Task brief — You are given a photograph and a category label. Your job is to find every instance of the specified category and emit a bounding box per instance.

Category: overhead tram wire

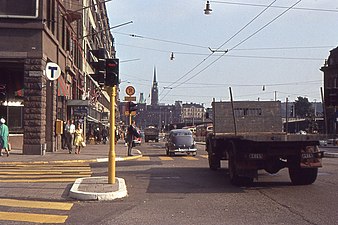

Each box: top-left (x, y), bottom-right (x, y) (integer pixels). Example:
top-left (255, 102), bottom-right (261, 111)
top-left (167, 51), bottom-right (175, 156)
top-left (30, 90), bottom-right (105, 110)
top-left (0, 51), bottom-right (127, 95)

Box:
top-left (159, 0), bottom-right (280, 103)
top-left (116, 42), bottom-right (330, 60)
top-left (211, 1), bottom-right (338, 13)
top-left (169, 0), bottom-right (302, 91)
top-left (164, 0), bottom-right (280, 93)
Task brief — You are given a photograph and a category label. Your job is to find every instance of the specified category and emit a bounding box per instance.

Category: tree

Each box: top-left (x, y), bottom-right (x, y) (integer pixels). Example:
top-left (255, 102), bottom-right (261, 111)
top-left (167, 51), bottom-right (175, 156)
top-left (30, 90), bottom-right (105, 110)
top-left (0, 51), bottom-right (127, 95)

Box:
top-left (294, 96), bottom-right (313, 118)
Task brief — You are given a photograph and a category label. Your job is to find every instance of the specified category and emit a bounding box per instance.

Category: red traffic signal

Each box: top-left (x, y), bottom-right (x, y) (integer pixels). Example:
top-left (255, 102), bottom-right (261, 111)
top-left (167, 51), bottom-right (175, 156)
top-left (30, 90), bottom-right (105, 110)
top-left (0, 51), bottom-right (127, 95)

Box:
top-left (105, 58), bottom-right (119, 86)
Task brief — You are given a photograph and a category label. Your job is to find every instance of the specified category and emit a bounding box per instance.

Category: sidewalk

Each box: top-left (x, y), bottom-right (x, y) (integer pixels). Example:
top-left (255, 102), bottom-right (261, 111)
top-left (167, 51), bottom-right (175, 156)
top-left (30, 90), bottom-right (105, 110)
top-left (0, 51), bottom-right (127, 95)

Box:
top-left (0, 141), bottom-right (141, 164)
top-left (0, 141), bottom-right (142, 201)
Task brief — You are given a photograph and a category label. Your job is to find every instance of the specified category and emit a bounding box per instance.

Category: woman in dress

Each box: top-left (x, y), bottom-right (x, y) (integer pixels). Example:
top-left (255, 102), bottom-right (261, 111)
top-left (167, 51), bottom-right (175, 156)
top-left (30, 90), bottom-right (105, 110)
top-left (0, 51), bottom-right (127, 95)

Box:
top-left (74, 123), bottom-right (84, 154)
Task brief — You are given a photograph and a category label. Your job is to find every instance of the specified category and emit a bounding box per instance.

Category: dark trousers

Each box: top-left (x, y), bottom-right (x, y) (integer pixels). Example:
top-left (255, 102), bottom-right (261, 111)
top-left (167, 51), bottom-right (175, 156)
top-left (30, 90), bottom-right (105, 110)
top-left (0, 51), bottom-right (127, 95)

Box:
top-left (65, 133), bottom-right (73, 151)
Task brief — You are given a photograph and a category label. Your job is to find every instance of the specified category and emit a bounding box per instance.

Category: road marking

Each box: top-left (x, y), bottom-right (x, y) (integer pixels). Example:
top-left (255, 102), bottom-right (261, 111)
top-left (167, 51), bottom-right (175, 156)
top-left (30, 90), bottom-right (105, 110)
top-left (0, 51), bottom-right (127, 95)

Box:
top-left (182, 156), bottom-right (199, 160)
top-left (0, 178), bottom-right (79, 183)
top-left (159, 156), bottom-right (174, 161)
top-left (0, 162), bottom-right (92, 183)
top-left (0, 211), bottom-right (68, 224)
top-left (0, 198), bottom-right (73, 210)
top-left (0, 174), bottom-right (91, 178)
top-left (137, 156), bottom-right (150, 161)
top-left (200, 155), bottom-right (208, 159)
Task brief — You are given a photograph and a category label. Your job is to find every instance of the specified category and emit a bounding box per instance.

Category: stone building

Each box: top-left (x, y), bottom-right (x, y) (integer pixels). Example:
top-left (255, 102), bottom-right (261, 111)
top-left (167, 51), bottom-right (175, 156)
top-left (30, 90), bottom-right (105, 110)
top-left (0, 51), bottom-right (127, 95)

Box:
top-left (321, 46), bottom-right (338, 136)
top-left (0, 0), bottom-right (114, 154)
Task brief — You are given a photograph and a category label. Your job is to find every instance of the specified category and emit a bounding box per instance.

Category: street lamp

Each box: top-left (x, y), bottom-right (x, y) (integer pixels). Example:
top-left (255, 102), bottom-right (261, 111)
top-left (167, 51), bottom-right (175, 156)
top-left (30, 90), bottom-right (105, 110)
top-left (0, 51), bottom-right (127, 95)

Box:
top-left (204, 1), bottom-right (212, 15)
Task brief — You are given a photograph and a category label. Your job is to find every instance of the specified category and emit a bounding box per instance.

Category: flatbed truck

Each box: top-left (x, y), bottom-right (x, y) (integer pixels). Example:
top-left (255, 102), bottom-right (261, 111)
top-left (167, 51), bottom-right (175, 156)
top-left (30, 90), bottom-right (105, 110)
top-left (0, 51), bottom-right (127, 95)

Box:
top-left (206, 100), bottom-right (324, 186)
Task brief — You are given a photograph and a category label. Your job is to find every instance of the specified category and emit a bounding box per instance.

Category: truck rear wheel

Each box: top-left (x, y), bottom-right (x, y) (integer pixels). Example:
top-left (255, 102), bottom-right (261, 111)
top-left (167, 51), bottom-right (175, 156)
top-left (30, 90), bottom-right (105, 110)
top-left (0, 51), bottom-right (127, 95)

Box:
top-left (228, 142), bottom-right (253, 186)
top-left (208, 144), bottom-right (221, 170)
top-left (289, 167), bottom-right (318, 185)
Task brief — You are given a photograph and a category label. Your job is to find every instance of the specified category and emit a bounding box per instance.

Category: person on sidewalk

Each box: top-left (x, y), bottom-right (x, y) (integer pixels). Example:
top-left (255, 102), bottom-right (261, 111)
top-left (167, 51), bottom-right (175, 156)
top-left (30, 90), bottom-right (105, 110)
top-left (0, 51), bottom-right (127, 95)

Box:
top-left (74, 123), bottom-right (84, 154)
top-left (65, 120), bottom-right (74, 154)
top-left (0, 118), bottom-right (10, 157)
top-left (126, 121), bottom-right (139, 156)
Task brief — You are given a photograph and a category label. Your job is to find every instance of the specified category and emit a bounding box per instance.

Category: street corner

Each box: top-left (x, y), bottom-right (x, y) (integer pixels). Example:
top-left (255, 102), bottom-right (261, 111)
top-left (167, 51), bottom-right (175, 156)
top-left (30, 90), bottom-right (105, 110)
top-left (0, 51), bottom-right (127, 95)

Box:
top-left (116, 148), bottom-right (143, 162)
top-left (68, 176), bottom-right (128, 201)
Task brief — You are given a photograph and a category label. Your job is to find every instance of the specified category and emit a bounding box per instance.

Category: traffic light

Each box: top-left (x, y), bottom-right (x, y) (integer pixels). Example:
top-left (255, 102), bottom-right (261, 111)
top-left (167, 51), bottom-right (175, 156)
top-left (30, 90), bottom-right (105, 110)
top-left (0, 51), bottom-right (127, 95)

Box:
top-left (129, 102), bottom-right (137, 112)
top-left (89, 48), bottom-right (106, 86)
top-left (105, 58), bottom-right (119, 86)
top-left (128, 102), bottom-right (138, 112)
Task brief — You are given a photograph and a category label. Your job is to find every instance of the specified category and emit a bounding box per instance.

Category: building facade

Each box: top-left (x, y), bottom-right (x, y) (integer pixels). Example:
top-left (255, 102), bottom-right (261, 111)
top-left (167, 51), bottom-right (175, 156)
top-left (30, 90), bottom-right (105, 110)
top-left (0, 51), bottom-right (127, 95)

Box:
top-left (0, 0), bottom-right (114, 154)
top-left (321, 46), bottom-right (338, 136)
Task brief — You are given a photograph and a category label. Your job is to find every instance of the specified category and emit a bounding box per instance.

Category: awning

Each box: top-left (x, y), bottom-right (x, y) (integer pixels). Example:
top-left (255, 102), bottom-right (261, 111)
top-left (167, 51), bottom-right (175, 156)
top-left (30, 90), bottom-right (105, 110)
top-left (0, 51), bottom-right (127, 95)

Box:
top-left (86, 115), bottom-right (101, 124)
top-left (58, 75), bottom-right (68, 97)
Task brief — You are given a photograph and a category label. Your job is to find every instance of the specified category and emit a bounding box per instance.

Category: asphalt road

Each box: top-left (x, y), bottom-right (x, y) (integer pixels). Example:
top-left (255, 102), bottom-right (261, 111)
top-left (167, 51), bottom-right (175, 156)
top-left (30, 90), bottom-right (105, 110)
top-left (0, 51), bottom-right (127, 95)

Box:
top-left (64, 141), bottom-right (338, 225)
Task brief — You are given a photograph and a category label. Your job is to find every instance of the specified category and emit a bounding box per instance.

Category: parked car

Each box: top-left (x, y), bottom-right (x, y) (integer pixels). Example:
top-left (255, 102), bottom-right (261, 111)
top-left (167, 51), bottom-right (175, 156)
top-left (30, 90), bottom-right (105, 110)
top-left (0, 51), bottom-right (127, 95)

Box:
top-left (165, 129), bottom-right (197, 156)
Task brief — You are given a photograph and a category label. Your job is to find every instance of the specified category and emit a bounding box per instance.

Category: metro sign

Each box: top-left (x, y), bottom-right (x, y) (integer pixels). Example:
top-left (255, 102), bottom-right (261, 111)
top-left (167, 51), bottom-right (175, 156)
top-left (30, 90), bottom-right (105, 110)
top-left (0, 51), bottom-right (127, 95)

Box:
top-left (45, 62), bottom-right (61, 81)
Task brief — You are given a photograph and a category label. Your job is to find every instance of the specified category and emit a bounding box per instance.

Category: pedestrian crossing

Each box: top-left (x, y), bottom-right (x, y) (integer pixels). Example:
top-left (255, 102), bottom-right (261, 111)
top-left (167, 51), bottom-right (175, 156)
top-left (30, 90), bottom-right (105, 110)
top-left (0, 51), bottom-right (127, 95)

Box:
top-left (136, 154), bottom-right (208, 161)
top-left (0, 198), bottom-right (73, 224)
top-left (0, 162), bottom-right (92, 183)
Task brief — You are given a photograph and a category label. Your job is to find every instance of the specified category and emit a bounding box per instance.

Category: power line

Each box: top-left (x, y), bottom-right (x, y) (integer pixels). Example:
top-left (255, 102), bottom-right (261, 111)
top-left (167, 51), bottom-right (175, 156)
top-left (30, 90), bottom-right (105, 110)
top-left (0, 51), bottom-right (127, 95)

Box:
top-left (161, 0), bottom-right (279, 94)
top-left (169, 0), bottom-right (302, 91)
top-left (211, 1), bottom-right (338, 13)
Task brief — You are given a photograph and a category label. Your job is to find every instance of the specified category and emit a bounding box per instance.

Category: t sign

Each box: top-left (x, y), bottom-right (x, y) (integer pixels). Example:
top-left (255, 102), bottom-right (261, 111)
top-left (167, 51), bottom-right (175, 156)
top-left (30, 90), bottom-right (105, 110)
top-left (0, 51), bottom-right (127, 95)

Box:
top-left (45, 62), bottom-right (61, 81)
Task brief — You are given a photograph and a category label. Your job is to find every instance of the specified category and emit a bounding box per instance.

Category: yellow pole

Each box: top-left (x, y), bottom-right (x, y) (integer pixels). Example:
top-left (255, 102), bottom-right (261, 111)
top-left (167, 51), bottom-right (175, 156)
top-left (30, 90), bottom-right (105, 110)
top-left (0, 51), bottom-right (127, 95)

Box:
top-left (108, 85), bottom-right (116, 184)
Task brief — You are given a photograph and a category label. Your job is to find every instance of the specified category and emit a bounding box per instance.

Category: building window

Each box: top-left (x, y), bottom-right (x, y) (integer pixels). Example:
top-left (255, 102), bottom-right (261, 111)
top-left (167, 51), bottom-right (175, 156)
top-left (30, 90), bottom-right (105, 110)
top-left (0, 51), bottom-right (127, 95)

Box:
top-left (234, 108), bottom-right (262, 117)
top-left (0, 0), bottom-right (38, 18)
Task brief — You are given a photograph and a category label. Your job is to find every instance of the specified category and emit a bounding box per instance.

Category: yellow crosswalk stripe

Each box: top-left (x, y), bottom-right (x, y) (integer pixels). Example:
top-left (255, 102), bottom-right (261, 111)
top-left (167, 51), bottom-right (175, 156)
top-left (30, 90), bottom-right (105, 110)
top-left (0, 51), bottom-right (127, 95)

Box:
top-left (137, 156), bottom-right (150, 161)
top-left (182, 156), bottom-right (199, 160)
top-left (0, 198), bottom-right (73, 210)
top-left (0, 162), bottom-right (92, 183)
top-left (0, 178), bottom-right (79, 183)
top-left (0, 211), bottom-right (68, 224)
top-left (159, 156), bottom-right (174, 161)
top-left (0, 174), bottom-right (91, 179)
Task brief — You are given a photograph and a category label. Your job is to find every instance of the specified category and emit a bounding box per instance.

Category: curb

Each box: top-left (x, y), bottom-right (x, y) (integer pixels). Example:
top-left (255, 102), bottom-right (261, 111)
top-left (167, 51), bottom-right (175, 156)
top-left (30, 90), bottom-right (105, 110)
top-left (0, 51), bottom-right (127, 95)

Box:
top-left (69, 176), bottom-right (128, 201)
top-left (0, 153), bottom-right (143, 165)
top-left (324, 152), bottom-right (338, 158)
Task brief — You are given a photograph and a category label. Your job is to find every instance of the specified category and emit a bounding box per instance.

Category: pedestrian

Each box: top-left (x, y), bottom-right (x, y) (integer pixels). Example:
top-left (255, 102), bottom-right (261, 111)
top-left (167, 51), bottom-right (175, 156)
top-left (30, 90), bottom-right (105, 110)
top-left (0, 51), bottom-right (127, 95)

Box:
top-left (94, 127), bottom-right (101, 144)
top-left (70, 120), bottom-right (75, 145)
top-left (64, 120), bottom-right (74, 154)
top-left (61, 120), bottom-right (67, 149)
top-left (74, 123), bottom-right (84, 154)
top-left (126, 121), bottom-right (139, 156)
top-left (0, 118), bottom-right (10, 157)
top-left (102, 126), bottom-right (108, 144)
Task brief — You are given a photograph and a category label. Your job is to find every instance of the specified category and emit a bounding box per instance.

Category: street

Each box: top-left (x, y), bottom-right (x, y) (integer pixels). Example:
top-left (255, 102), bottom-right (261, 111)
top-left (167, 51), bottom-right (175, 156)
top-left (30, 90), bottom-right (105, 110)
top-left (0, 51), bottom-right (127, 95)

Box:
top-left (0, 141), bottom-right (337, 224)
top-left (66, 142), bottom-right (338, 225)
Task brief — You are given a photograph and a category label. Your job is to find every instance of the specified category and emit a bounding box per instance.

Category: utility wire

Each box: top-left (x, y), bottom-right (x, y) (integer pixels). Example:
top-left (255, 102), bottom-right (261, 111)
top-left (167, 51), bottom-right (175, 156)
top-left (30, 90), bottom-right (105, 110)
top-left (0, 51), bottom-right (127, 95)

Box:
top-left (164, 0), bottom-right (281, 93)
top-left (117, 43), bottom-right (325, 60)
top-left (211, 1), bottom-right (338, 13)
top-left (160, 0), bottom-right (279, 101)
top-left (169, 0), bottom-right (302, 91)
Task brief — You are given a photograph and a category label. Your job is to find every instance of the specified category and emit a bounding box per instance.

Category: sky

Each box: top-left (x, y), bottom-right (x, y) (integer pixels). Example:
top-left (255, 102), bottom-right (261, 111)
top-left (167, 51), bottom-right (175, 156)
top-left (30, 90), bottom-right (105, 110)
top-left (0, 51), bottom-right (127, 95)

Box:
top-left (106, 0), bottom-right (338, 107)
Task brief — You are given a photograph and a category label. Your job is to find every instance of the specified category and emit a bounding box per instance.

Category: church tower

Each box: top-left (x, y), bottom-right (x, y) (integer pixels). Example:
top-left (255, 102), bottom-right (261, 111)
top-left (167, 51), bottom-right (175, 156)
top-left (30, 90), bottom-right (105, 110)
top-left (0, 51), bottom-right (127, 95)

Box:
top-left (151, 67), bottom-right (159, 106)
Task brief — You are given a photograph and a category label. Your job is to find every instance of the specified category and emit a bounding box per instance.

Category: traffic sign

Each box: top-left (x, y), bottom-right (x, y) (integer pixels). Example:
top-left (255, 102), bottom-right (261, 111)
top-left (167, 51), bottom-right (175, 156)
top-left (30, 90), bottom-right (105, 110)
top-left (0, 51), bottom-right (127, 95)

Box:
top-left (45, 62), bottom-right (61, 80)
top-left (124, 96), bottom-right (136, 102)
top-left (126, 86), bottom-right (135, 96)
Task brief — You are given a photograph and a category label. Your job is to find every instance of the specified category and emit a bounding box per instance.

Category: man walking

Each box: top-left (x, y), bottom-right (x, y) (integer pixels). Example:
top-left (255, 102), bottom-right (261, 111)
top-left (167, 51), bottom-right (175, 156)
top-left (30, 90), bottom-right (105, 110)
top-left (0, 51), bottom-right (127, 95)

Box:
top-left (126, 121), bottom-right (138, 156)
top-left (65, 120), bottom-right (75, 154)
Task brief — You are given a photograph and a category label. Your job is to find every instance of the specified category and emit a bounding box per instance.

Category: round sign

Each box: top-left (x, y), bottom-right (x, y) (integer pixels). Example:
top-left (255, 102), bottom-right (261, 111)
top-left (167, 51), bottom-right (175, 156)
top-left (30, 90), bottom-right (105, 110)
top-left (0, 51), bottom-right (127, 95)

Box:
top-left (126, 86), bottom-right (135, 96)
top-left (45, 62), bottom-right (61, 81)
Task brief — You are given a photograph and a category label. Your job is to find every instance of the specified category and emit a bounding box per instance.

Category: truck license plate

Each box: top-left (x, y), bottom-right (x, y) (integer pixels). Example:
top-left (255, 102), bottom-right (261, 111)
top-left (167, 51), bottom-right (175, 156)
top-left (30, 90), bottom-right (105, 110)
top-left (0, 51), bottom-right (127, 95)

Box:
top-left (248, 153), bottom-right (264, 159)
top-left (301, 153), bottom-right (313, 159)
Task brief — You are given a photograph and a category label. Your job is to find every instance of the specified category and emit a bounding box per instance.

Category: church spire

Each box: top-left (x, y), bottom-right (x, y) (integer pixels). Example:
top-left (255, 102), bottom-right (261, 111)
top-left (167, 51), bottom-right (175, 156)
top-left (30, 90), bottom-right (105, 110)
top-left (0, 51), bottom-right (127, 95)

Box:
top-left (151, 66), bottom-right (159, 106)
